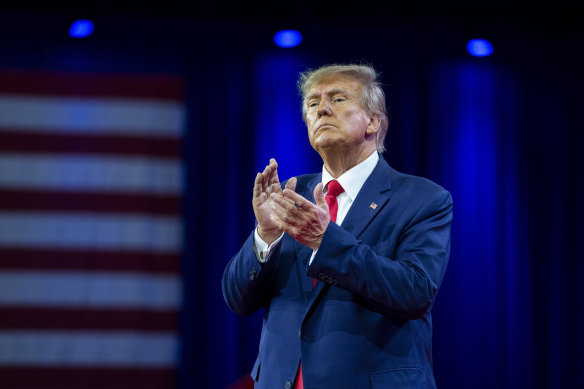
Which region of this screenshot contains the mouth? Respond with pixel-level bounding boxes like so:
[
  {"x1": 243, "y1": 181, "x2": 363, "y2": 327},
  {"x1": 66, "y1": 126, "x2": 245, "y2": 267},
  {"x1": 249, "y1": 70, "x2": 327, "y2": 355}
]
[{"x1": 315, "y1": 123, "x2": 335, "y2": 133}]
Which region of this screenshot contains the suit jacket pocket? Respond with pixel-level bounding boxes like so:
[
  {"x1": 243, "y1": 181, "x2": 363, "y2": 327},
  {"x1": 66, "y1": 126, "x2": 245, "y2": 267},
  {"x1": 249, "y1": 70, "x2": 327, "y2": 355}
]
[{"x1": 370, "y1": 367, "x2": 427, "y2": 389}]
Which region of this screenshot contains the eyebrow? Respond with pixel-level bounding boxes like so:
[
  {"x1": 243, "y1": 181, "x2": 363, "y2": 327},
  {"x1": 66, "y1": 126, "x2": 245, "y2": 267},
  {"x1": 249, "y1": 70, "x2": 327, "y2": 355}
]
[{"x1": 305, "y1": 88, "x2": 352, "y2": 102}]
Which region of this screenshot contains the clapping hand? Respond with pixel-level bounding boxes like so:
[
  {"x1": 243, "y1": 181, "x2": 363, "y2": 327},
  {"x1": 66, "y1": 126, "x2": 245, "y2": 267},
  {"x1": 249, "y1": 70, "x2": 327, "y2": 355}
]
[
  {"x1": 253, "y1": 159, "x2": 331, "y2": 250},
  {"x1": 252, "y1": 158, "x2": 296, "y2": 245}
]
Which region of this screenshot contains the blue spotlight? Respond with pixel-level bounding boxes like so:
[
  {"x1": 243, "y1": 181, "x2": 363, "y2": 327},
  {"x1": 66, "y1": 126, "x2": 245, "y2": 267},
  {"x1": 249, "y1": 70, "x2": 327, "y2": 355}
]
[
  {"x1": 69, "y1": 20, "x2": 94, "y2": 38},
  {"x1": 467, "y1": 39, "x2": 494, "y2": 57},
  {"x1": 274, "y1": 30, "x2": 303, "y2": 48}
]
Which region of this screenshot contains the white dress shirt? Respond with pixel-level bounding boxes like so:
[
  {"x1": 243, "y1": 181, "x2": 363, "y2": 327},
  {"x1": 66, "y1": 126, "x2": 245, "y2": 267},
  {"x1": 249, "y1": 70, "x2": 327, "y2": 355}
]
[{"x1": 254, "y1": 151, "x2": 380, "y2": 264}]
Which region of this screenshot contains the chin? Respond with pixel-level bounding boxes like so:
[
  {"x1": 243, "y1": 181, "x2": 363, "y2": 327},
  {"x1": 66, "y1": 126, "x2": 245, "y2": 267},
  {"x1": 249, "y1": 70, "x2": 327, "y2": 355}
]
[{"x1": 312, "y1": 138, "x2": 335, "y2": 151}]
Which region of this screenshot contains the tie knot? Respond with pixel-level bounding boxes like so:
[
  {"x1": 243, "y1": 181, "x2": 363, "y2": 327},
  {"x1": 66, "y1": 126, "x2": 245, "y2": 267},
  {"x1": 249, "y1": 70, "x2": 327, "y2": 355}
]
[{"x1": 326, "y1": 180, "x2": 344, "y2": 197}]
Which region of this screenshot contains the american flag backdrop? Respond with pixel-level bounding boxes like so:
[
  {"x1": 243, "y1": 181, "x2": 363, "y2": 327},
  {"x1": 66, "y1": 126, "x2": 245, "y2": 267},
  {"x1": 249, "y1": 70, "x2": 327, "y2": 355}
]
[{"x1": 0, "y1": 70, "x2": 186, "y2": 388}]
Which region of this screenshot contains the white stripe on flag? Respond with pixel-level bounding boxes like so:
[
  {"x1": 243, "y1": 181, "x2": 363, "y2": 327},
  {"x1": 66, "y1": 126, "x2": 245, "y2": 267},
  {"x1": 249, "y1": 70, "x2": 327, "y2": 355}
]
[
  {"x1": 0, "y1": 271, "x2": 181, "y2": 309},
  {"x1": 0, "y1": 154, "x2": 182, "y2": 194},
  {"x1": 0, "y1": 95, "x2": 185, "y2": 137},
  {"x1": 0, "y1": 331, "x2": 178, "y2": 366},
  {"x1": 0, "y1": 212, "x2": 182, "y2": 252}
]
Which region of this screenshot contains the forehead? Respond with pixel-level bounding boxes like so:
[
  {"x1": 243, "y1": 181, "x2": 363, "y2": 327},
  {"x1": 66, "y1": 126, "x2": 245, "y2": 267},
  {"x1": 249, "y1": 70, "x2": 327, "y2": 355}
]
[{"x1": 306, "y1": 74, "x2": 363, "y2": 98}]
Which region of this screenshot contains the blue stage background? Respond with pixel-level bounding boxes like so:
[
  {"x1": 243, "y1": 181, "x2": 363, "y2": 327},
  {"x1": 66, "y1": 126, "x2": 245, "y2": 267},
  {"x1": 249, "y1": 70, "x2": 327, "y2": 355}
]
[{"x1": 0, "y1": 6, "x2": 582, "y2": 389}]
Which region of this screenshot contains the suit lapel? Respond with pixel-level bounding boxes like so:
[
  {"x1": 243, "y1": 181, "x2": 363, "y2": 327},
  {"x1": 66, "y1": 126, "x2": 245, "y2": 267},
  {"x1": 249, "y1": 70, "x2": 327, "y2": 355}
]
[
  {"x1": 300, "y1": 158, "x2": 394, "y2": 318},
  {"x1": 298, "y1": 158, "x2": 394, "y2": 240},
  {"x1": 340, "y1": 157, "x2": 393, "y2": 239},
  {"x1": 294, "y1": 174, "x2": 322, "y2": 298}
]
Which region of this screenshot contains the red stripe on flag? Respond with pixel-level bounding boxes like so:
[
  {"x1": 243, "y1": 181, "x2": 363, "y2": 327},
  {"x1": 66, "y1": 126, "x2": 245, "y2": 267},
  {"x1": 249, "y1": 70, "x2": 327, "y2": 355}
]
[
  {"x1": 0, "y1": 130, "x2": 181, "y2": 157},
  {"x1": 0, "y1": 189, "x2": 181, "y2": 215},
  {"x1": 0, "y1": 367, "x2": 176, "y2": 389},
  {"x1": 0, "y1": 307, "x2": 178, "y2": 331},
  {"x1": 0, "y1": 70, "x2": 184, "y2": 101},
  {"x1": 0, "y1": 248, "x2": 180, "y2": 273},
  {"x1": 0, "y1": 71, "x2": 184, "y2": 384}
]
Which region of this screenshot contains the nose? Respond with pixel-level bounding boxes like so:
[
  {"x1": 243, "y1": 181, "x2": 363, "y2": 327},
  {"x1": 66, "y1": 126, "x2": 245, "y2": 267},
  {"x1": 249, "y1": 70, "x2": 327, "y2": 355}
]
[{"x1": 317, "y1": 99, "x2": 332, "y2": 117}]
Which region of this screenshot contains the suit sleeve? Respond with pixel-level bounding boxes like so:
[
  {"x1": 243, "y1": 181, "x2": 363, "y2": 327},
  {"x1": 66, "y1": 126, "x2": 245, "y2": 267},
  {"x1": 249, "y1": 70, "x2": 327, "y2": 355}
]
[
  {"x1": 221, "y1": 231, "x2": 281, "y2": 316},
  {"x1": 306, "y1": 188, "x2": 453, "y2": 319}
]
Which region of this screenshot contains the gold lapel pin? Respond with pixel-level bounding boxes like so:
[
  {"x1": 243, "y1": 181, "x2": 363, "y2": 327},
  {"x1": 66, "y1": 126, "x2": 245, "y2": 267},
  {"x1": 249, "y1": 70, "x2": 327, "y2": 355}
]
[{"x1": 370, "y1": 202, "x2": 378, "y2": 209}]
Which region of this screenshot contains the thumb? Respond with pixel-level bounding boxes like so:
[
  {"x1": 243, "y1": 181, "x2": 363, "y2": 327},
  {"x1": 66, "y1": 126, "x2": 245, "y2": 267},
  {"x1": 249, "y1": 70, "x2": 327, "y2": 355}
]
[
  {"x1": 285, "y1": 176, "x2": 297, "y2": 192},
  {"x1": 314, "y1": 182, "x2": 328, "y2": 211}
]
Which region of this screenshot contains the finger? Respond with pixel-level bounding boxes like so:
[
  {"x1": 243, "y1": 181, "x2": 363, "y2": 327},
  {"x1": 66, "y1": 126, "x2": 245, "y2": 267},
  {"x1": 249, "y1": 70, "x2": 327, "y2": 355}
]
[
  {"x1": 313, "y1": 182, "x2": 328, "y2": 210},
  {"x1": 269, "y1": 159, "x2": 281, "y2": 189},
  {"x1": 270, "y1": 191, "x2": 297, "y2": 208},
  {"x1": 262, "y1": 159, "x2": 277, "y2": 190},
  {"x1": 253, "y1": 172, "x2": 263, "y2": 199},
  {"x1": 269, "y1": 198, "x2": 299, "y2": 226},
  {"x1": 282, "y1": 189, "x2": 313, "y2": 209},
  {"x1": 262, "y1": 163, "x2": 272, "y2": 189},
  {"x1": 285, "y1": 177, "x2": 297, "y2": 192},
  {"x1": 270, "y1": 193, "x2": 299, "y2": 213},
  {"x1": 272, "y1": 166, "x2": 281, "y2": 189}
]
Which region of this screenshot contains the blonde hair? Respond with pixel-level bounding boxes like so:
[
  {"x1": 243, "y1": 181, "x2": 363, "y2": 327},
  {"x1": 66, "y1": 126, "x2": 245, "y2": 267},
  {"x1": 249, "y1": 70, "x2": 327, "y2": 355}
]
[{"x1": 298, "y1": 64, "x2": 389, "y2": 153}]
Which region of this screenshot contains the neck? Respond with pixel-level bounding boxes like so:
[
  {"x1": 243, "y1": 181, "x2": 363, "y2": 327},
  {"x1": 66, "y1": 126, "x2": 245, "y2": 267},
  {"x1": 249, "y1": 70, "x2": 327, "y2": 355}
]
[{"x1": 320, "y1": 145, "x2": 376, "y2": 178}]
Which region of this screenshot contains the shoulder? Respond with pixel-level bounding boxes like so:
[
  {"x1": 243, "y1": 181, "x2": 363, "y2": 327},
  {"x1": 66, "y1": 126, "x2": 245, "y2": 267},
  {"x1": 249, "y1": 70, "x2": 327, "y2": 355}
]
[
  {"x1": 380, "y1": 165, "x2": 453, "y2": 229},
  {"x1": 382, "y1": 161, "x2": 452, "y2": 206},
  {"x1": 394, "y1": 169, "x2": 448, "y2": 196}
]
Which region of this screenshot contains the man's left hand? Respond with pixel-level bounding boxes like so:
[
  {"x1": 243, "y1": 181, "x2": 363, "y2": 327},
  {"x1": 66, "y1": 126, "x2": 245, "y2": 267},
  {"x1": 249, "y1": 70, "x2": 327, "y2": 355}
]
[{"x1": 269, "y1": 181, "x2": 330, "y2": 251}]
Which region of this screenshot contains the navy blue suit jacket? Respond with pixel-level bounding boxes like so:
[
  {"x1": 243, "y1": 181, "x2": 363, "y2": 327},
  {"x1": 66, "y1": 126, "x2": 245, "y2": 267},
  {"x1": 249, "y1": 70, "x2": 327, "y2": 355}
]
[{"x1": 222, "y1": 157, "x2": 453, "y2": 389}]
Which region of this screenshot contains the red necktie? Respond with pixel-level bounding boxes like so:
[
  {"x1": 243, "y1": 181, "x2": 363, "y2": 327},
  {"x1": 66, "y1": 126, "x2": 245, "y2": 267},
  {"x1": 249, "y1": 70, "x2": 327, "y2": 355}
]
[
  {"x1": 295, "y1": 180, "x2": 345, "y2": 389},
  {"x1": 311, "y1": 180, "x2": 344, "y2": 291},
  {"x1": 325, "y1": 180, "x2": 345, "y2": 223}
]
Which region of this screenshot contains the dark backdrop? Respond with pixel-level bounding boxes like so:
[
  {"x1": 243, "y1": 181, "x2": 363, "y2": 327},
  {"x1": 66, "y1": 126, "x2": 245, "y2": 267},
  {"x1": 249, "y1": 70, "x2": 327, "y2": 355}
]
[{"x1": 0, "y1": 4, "x2": 582, "y2": 388}]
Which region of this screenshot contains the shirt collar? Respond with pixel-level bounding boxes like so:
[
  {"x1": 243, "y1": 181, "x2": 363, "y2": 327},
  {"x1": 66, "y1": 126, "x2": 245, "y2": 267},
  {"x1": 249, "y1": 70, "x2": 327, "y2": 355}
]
[{"x1": 322, "y1": 151, "x2": 379, "y2": 201}]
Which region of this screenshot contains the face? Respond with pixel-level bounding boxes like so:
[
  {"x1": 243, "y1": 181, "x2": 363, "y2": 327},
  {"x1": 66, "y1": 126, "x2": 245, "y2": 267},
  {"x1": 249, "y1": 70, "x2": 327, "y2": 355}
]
[{"x1": 304, "y1": 74, "x2": 380, "y2": 156}]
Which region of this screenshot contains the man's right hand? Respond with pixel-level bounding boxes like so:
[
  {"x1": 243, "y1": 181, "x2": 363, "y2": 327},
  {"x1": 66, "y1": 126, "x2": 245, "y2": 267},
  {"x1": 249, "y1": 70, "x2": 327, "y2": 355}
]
[{"x1": 253, "y1": 158, "x2": 296, "y2": 245}]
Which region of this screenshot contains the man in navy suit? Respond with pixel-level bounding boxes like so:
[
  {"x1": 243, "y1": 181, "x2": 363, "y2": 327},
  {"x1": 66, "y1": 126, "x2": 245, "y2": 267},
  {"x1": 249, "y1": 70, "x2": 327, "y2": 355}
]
[{"x1": 222, "y1": 64, "x2": 452, "y2": 388}]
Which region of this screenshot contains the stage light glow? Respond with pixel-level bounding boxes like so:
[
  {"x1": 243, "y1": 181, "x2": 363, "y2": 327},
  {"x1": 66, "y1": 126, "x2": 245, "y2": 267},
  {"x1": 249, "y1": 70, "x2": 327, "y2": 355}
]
[
  {"x1": 69, "y1": 20, "x2": 94, "y2": 38},
  {"x1": 274, "y1": 30, "x2": 302, "y2": 48},
  {"x1": 467, "y1": 39, "x2": 493, "y2": 57}
]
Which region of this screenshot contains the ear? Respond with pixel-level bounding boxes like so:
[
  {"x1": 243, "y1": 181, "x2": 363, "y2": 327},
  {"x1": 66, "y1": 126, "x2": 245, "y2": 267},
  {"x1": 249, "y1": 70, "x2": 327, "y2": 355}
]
[{"x1": 366, "y1": 115, "x2": 381, "y2": 135}]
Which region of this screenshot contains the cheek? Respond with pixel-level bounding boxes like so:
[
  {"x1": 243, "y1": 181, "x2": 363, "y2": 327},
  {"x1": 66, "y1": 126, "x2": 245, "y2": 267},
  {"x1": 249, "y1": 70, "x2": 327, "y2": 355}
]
[
  {"x1": 343, "y1": 110, "x2": 369, "y2": 128},
  {"x1": 306, "y1": 115, "x2": 321, "y2": 135}
]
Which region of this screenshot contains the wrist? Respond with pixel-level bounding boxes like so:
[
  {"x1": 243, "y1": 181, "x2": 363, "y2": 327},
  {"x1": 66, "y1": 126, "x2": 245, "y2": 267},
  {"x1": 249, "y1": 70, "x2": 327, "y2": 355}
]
[{"x1": 257, "y1": 225, "x2": 281, "y2": 245}]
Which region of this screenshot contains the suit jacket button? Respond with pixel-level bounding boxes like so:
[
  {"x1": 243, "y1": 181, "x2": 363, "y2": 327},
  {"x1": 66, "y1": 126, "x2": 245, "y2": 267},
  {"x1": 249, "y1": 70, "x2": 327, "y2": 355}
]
[
  {"x1": 331, "y1": 279, "x2": 338, "y2": 286},
  {"x1": 285, "y1": 380, "x2": 292, "y2": 389},
  {"x1": 297, "y1": 330, "x2": 301, "y2": 338},
  {"x1": 249, "y1": 267, "x2": 257, "y2": 280}
]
